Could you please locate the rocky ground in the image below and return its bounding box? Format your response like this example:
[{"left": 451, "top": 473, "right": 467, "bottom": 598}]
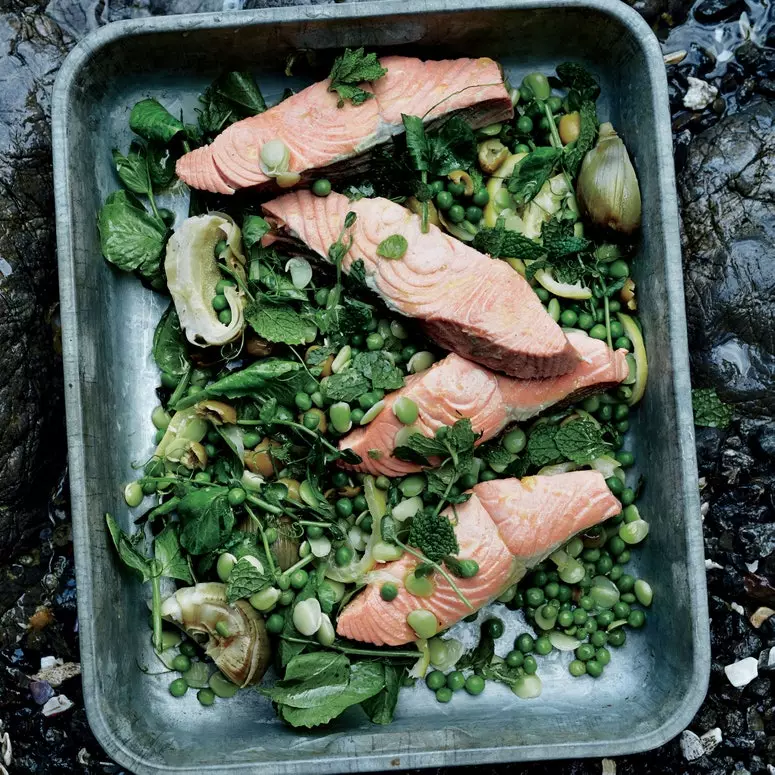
[{"left": 0, "top": 0, "right": 773, "bottom": 772}]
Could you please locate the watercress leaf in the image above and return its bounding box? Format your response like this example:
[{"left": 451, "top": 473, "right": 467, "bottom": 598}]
[
  {"left": 105, "top": 514, "right": 152, "bottom": 583},
  {"left": 216, "top": 424, "right": 245, "bottom": 467},
  {"left": 197, "top": 84, "right": 234, "bottom": 136},
  {"left": 353, "top": 351, "right": 404, "bottom": 391},
  {"left": 178, "top": 487, "right": 235, "bottom": 555},
  {"left": 526, "top": 424, "right": 563, "bottom": 467},
  {"left": 98, "top": 192, "right": 166, "bottom": 273},
  {"left": 692, "top": 388, "right": 733, "bottom": 429},
  {"left": 260, "top": 397, "right": 278, "bottom": 424},
  {"left": 215, "top": 71, "right": 267, "bottom": 115},
  {"left": 112, "top": 143, "right": 151, "bottom": 195},
  {"left": 402, "top": 114, "right": 429, "bottom": 172},
  {"left": 130, "top": 98, "right": 185, "bottom": 145},
  {"left": 243, "top": 215, "right": 271, "bottom": 248},
  {"left": 507, "top": 147, "right": 561, "bottom": 205},
  {"left": 154, "top": 525, "right": 193, "bottom": 583},
  {"left": 562, "top": 100, "right": 599, "bottom": 177},
  {"left": 322, "top": 370, "right": 371, "bottom": 403},
  {"left": 278, "top": 661, "right": 386, "bottom": 727},
  {"left": 376, "top": 234, "right": 408, "bottom": 260},
  {"left": 360, "top": 663, "right": 400, "bottom": 725},
  {"left": 554, "top": 418, "right": 609, "bottom": 464},
  {"left": 328, "top": 48, "right": 387, "bottom": 107},
  {"left": 146, "top": 142, "right": 177, "bottom": 190},
  {"left": 556, "top": 63, "right": 601, "bottom": 102},
  {"left": 152, "top": 304, "right": 191, "bottom": 377},
  {"left": 427, "top": 116, "right": 478, "bottom": 176},
  {"left": 203, "top": 360, "right": 301, "bottom": 400},
  {"left": 226, "top": 556, "right": 273, "bottom": 603},
  {"left": 244, "top": 301, "right": 308, "bottom": 345},
  {"left": 283, "top": 652, "right": 351, "bottom": 685},
  {"left": 261, "top": 654, "right": 351, "bottom": 709}
]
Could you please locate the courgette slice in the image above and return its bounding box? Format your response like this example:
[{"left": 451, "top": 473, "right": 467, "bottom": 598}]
[{"left": 617, "top": 312, "right": 648, "bottom": 405}]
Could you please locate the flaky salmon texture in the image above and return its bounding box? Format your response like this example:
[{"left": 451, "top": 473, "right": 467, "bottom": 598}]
[
  {"left": 340, "top": 331, "right": 629, "bottom": 477},
  {"left": 336, "top": 472, "right": 621, "bottom": 646},
  {"left": 263, "top": 191, "right": 579, "bottom": 378},
  {"left": 176, "top": 56, "right": 513, "bottom": 195}
]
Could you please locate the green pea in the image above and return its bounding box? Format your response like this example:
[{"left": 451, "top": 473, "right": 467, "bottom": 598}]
[
  {"left": 329, "top": 402, "right": 352, "bottom": 433},
  {"left": 465, "top": 206, "right": 483, "bottom": 223},
  {"left": 579, "top": 594, "right": 595, "bottom": 611},
  {"left": 266, "top": 613, "right": 284, "bottom": 634},
  {"left": 506, "top": 650, "right": 524, "bottom": 668},
  {"left": 484, "top": 618, "right": 505, "bottom": 639},
  {"left": 582, "top": 547, "right": 600, "bottom": 562},
  {"left": 265, "top": 527, "right": 278, "bottom": 544},
  {"left": 534, "top": 286, "right": 550, "bottom": 302},
  {"left": 525, "top": 587, "right": 544, "bottom": 607},
  {"left": 331, "top": 471, "right": 348, "bottom": 488},
  {"left": 569, "top": 660, "right": 586, "bottom": 677},
  {"left": 169, "top": 678, "right": 188, "bottom": 697},
  {"left": 612, "top": 601, "right": 631, "bottom": 620},
  {"left": 364, "top": 333, "right": 383, "bottom": 352},
  {"left": 218, "top": 309, "right": 232, "bottom": 325},
  {"left": 523, "top": 655, "right": 538, "bottom": 674},
  {"left": 335, "top": 546, "right": 353, "bottom": 567},
  {"left": 590, "top": 631, "right": 608, "bottom": 648},
  {"left": 216, "top": 278, "right": 235, "bottom": 294},
  {"left": 335, "top": 498, "right": 353, "bottom": 518},
  {"left": 179, "top": 641, "right": 197, "bottom": 658},
  {"left": 448, "top": 204, "right": 465, "bottom": 223},
  {"left": 608, "top": 260, "right": 630, "bottom": 279},
  {"left": 547, "top": 95, "right": 563, "bottom": 113},
  {"left": 426, "top": 670, "right": 446, "bottom": 691},
  {"left": 597, "top": 405, "right": 613, "bottom": 422},
  {"left": 618, "top": 549, "right": 631, "bottom": 564},
  {"left": 589, "top": 324, "right": 608, "bottom": 341},
  {"left": 312, "top": 178, "right": 332, "bottom": 197},
  {"left": 358, "top": 392, "right": 379, "bottom": 411},
  {"left": 573, "top": 608, "right": 588, "bottom": 625},
  {"left": 393, "top": 396, "right": 419, "bottom": 425},
  {"left": 627, "top": 609, "right": 646, "bottom": 628},
  {"left": 619, "top": 488, "right": 635, "bottom": 506},
  {"left": 314, "top": 288, "right": 330, "bottom": 306},
  {"left": 292, "top": 392, "right": 312, "bottom": 412},
  {"left": 535, "top": 635, "right": 553, "bottom": 655},
  {"left": 458, "top": 473, "right": 478, "bottom": 490},
  {"left": 517, "top": 115, "right": 534, "bottom": 133},
  {"left": 608, "top": 628, "right": 626, "bottom": 647},
  {"left": 606, "top": 477, "right": 624, "bottom": 496},
  {"left": 214, "top": 238, "right": 227, "bottom": 257},
  {"left": 435, "top": 687, "right": 453, "bottom": 703},
  {"left": 447, "top": 181, "right": 466, "bottom": 197},
  {"left": 557, "top": 609, "right": 574, "bottom": 628},
  {"left": 306, "top": 524, "right": 324, "bottom": 540},
  {"left": 465, "top": 674, "right": 485, "bottom": 695},
  {"left": 557, "top": 584, "right": 572, "bottom": 603},
  {"left": 290, "top": 569, "right": 309, "bottom": 589},
  {"left": 446, "top": 671, "right": 466, "bottom": 691},
  {"left": 124, "top": 481, "right": 144, "bottom": 508},
  {"left": 585, "top": 659, "right": 603, "bottom": 678},
  {"left": 514, "top": 143, "right": 530, "bottom": 154},
  {"left": 212, "top": 294, "right": 229, "bottom": 312},
  {"left": 574, "top": 311, "right": 592, "bottom": 330},
  {"left": 435, "top": 190, "right": 454, "bottom": 211},
  {"left": 197, "top": 688, "right": 216, "bottom": 706},
  {"left": 621, "top": 592, "right": 636, "bottom": 604},
  {"left": 596, "top": 555, "right": 614, "bottom": 575},
  {"left": 359, "top": 515, "right": 373, "bottom": 533},
  {"left": 278, "top": 589, "right": 295, "bottom": 606},
  {"left": 560, "top": 309, "right": 578, "bottom": 327},
  {"left": 609, "top": 564, "right": 623, "bottom": 582},
  {"left": 479, "top": 470, "right": 497, "bottom": 482},
  {"left": 171, "top": 654, "right": 191, "bottom": 673},
  {"left": 575, "top": 643, "right": 595, "bottom": 662},
  {"left": 353, "top": 494, "right": 368, "bottom": 512},
  {"left": 516, "top": 633, "right": 535, "bottom": 653},
  {"left": 596, "top": 610, "right": 614, "bottom": 628},
  {"left": 614, "top": 336, "right": 632, "bottom": 351},
  {"left": 472, "top": 189, "right": 489, "bottom": 207},
  {"left": 503, "top": 427, "right": 527, "bottom": 454},
  {"left": 380, "top": 582, "right": 398, "bottom": 601}
]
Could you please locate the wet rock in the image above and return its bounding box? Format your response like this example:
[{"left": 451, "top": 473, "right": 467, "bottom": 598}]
[
  {"left": 756, "top": 425, "right": 775, "bottom": 458},
  {"left": 694, "top": 0, "right": 746, "bottom": 23},
  {"left": 739, "top": 524, "right": 775, "bottom": 560},
  {"left": 680, "top": 100, "right": 775, "bottom": 417}
]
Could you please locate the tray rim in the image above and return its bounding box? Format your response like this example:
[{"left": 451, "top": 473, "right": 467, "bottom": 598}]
[{"left": 52, "top": 1, "right": 710, "bottom": 772}]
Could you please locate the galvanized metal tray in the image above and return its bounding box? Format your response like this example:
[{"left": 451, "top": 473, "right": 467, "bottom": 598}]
[{"left": 52, "top": 1, "right": 709, "bottom": 772}]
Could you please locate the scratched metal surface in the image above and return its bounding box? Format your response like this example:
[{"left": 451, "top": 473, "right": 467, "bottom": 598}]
[{"left": 52, "top": 1, "right": 709, "bottom": 772}]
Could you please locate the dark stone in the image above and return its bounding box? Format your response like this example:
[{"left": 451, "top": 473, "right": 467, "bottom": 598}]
[
  {"left": 694, "top": 0, "right": 746, "bottom": 23},
  {"left": 680, "top": 100, "right": 775, "bottom": 418},
  {"left": 739, "top": 524, "right": 775, "bottom": 560},
  {"left": 695, "top": 426, "right": 726, "bottom": 474},
  {"left": 757, "top": 424, "right": 775, "bottom": 458}
]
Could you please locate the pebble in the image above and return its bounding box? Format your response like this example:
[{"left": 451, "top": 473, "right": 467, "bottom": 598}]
[
  {"left": 680, "top": 729, "right": 705, "bottom": 760},
  {"left": 701, "top": 727, "right": 723, "bottom": 754},
  {"left": 601, "top": 759, "right": 616, "bottom": 774},
  {"left": 731, "top": 602, "right": 745, "bottom": 615},
  {"left": 725, "top": 657, "right": 759, "bottom": 688},
  {"left": 694, "top": 0, "right": 746, "bottom": 23},
  {"left": 41, "top": 695, "right": 74, "bottom": 718},
  {"left": 706, "top": 559, "right": 723, "bottom": 570},
  {"left": 750, "top": 607, "right": 774, "bottom": 628}
]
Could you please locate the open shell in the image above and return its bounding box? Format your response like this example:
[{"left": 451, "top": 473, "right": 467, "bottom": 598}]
[
  {"left": 164, "top": 213, "right": 247, "bottom": 347},
  {"left": 160, "top": 582, "right": 270, "bottom": 687}
]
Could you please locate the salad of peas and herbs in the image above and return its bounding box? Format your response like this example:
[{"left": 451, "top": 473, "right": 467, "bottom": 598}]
[{"left": 100, "top": 55, "right": 652, "bottom": 725}]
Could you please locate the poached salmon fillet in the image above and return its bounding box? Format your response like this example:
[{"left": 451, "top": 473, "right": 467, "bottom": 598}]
[
  {"left": 263, "top": 191, "right": 578, "bottom": 378},
  {"left": 176, "top": 56, "right": 513, "bottom": 195},
  {"left": 336, "top": 472, "right": 621, "bottom": 646},
  {"left": 340, "top": 331, "right": 629, "bottom": 476}
]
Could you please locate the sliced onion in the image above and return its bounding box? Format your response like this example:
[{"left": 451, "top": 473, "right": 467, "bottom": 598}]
[
  {"left": 534, "top": 603, "right": 558, "bottom": 630},
  {"left": 619, "top": 519, "right": 650, "bottom": 545},
  {"left": 392, "top": 496, "right": 423, "bottom": 522},
  {"left": 512, "top": 674, "right": 542, "bottom": 699},
  {"left": 285, "top": 257, "right": 312, "bottom": 289},
  {"left": 260, "top": 139, "right": 290, "bottom": 170},
  {"left": 408, "top": 638, "right": 430, "bottom": 678},
  {"left": 308, "top": 536, "right": 332, "bottom": 558},
  {"left": 548, "top": 631, "right": 583, "bottom": 651},
  {"left": 363, "top": 475, "right": 387, "bottom": 519},
  {"left": 428, "top": 637, "right": 465, "bottom": 671},
  {"left": 590, "top": 575, "right": 620, "bottom": 609},
  {"left": 559, "top": 558, "right": 585, "bottom": 584},
  {"left": 590, "top": 455, "right": 622, "bottom": 480},
  {"left": 538, "top": 461, "right": 579, "bottom": 476}
]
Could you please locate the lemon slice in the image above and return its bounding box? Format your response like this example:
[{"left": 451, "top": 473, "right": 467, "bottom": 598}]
[
  {"left": 617, "top": 313, "right": 648, "bottom": 405},
  {"left": 484, "top": 152, "right": 527, "bottom": 227},
  {"left": 532, "top": 267, "right": 592, "bottom": 299}
]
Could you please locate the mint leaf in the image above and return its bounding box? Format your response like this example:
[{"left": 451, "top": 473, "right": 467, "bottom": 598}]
[
  {"left": 338, "top": 298, "right": 374, "bottom": 336},
  {"left": 507, "top": 147, "right": 561, "bottom": 205},
  {"left": 197, "top": 359, "right": 301, "bottom": 401},
  {"left": 692, "top": 388, "right": 733, "bottom": 428},
  {"left": 526, "top": 424, "right": 563, "bottom": 467},
  {"left": 130, "top": 98, "right": 184, "bottom": 144},
  {"left": 562, "top": 100, "right": 598, "bottom": 177},
  {"left": 323, "top": 369, "right": 371, "bottom": 403},
  {"left": 472, "top": 222, "right": 546, "bottom": 261},
  {"left": 556, "top": 63, "right": 601, "bottom": 102},
  {"left": 226, "top": 557, "right": 273, "bottom": 603},
  {"left": 154, "top": 526, "right": 193, "bottom": 584},
  {"left": 152, "top": 304, "right": 190, "bottom": 377},
  {"left": 244, "top": 301, "right": 307, "bottom": 345},
  {"left": 243, "top": 215, "right": 271, "bottom": 248},
  {"left": 541, "top": 218, "right": 590, "bottom": 260},
  {"left": 178, "top": 486, "right": 235, "bottom": 555},
  {"left": 426, "top": 115, "right": 478, "bottom": 176},
  {"left": 554, "top": 418, "right": 609, "bottom": 464},
  {"left": 402, "top": 114, "right": 430, "bottom": 172},
  {"left": 377, "top": 234, "right": 408, "bottom": 260},
  {"left": 353, "top": 351, "right": 404, "bottom": 391},
  {"left": 328, "top": 48, "right": 387, "bottom": 107}
]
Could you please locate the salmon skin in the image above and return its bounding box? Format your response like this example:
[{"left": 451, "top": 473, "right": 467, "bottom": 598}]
[
  {"left": 176, "top": 56, "right": 513, "bottom": 195},
  {"left": 336, "top": 471, "right": 621, "bottom": 646},
  {"left": 340, "top": 331, "right": 629, "bottom": 477},
  {"left": 263, "top": 191, "right": 578, "bottom": 378}
]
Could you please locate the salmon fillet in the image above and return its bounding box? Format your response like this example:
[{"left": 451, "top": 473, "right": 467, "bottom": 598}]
[
  {"left": 176, "top": 56, "right": 513, "bottom": 195},
  {"left": 340, "top": 331, "right": 629, "bottom": 476},
  {"left": 336, "top": 471, "right": 621, "bottom": 646},
  {"left": 263, "top": 191, "right": 578, "bottom": 378}
]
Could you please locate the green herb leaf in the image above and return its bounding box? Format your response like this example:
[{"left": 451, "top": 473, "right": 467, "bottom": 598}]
[
  {"left": 261, "top": 652, "right": 351, "bottom": 708},
  {"left": 478, "top": 443, "right": 514, "bottom": 468},
  {"left": 402, "top": 114, "right": 430, "bottom": 172},
  {"left": 215, "top": 71, "right": 267, "bottom": 115},
  {"left": 562, "top": 100, "right": 598, "bottom": 177},
  {"left": 353, "top": 351, "right": 404, "bottom": 391},
  {"left": 279, "top": 571, "right": 320, "bottom": 666},
  {"left": 177, "top": 486, "right": 235, "bottom": 555},
  {"left": 526, "top": 424, "right": 563, "bottom": 467},
  {"left": 154, "top": 525, "right": 193, "bottom": 583},
  {"left": 692, "top": 388, "right": 733, "bottom": 429},
  {"left": 457, "top": 628, "right": 495, "bottom": 672},
  {"left": 146, "top": 142, "right": 177, "bottom": 190},
  {"left": 328, "top": 48, "right": 387, "bottom": 107},
  {"left": 244, "top": 301, "right": 308, "bottom": 345},
  {"left": 556, "top": 63, "right": 601, "bottom": 103},
  {"left": 426, "top": 116, "right": 478, "bottom": 176},
  {"left": 112, "top": 143, "right": 152, "bottom": 196},
  {"left": 226, "top": 557, "right": 273, "bottom": 603},
  {"left": 199, "top": 359, "right": 301, "bottom": 400},
  {"left": 408, "top": 509, "right": 459, "bottom": 563},
  {"left": 98, "top": 190, "right": 166, "bottom": 274},
  {"left": 541, "top": 218, "right": 590, "bottom": 260},
  {"left": 507, "top": 147, "right": 561, "bottom": 205},
  {"left": 322, "top": 370, "right": 371, "bottom": 403},
  {"left": 338, "top": 298, "right": 374, "bottom": 336},
  {"left": 554, "top": 418, "right": 609, "bottom": 464},
  {"left": 360, "top": 663, "right": 400, "bottom": 725},
  {"left": 472, "top": 222, "right": 546, "bottom": 261},
  {"left": 105, "top": 514, "right": 152, "bottom": 583},
  {"left": 152, "top": 304, "right": 191, "bottom": 377},
  {"left": 130, "top": 98, "right": 185, "bottom": 145},
  {"left": 243, "top": 215, "right": 271, "bottom": 248},
  {"left": 376, "top": 234, "right": 408, "bottom": 260}
]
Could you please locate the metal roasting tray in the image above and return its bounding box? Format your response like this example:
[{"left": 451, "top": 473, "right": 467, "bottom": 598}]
[{"left": 52, "top": 1, "right": 709, "bottom": 772}]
